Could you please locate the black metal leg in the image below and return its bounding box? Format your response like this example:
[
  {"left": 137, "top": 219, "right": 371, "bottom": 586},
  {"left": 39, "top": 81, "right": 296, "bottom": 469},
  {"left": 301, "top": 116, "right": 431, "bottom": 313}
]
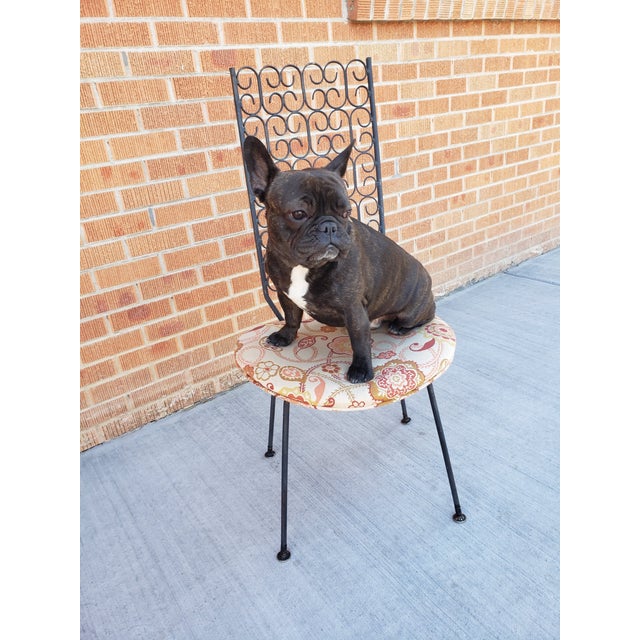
[
  {"left": 400, "top": 399, "right": 411, "bottom": 424},
  {"left": 427, "top": 383, "right": 466, "bottom": 523},
  {"left": 277, "top": 401, "right": 291, "bottom": 561},
  {"left": 265, "top": 395, "right": 277, "bottom": 458}
]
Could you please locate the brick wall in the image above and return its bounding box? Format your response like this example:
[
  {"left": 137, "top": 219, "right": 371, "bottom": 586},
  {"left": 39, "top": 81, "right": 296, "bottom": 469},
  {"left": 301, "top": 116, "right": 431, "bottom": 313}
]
[{"left": 80, "top": 0, "right": 560, "bottom": 450}]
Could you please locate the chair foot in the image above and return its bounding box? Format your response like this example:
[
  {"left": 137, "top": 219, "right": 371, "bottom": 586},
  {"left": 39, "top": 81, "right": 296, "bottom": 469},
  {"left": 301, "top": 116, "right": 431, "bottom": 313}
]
[
  {"left": 277, "top": 548, "right": 291, "bottom": 561},
  {"left": 453, "top": 511, "right": 467, "bottom": 523},
  {"left": 264, "top": 449, "right": 275, "bottom": 458},
  {"left": 400, "top": 399, "right": 411, "bottom": 424}
]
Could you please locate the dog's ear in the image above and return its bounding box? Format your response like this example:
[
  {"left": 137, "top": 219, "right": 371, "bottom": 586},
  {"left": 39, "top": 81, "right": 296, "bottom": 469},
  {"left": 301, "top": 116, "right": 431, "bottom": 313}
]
[
  {"left": 325, "top": 141, "right": 354, "bottom": 178},
  {"left": 243, "top": 136, "right": 279, "bottom": 202}
]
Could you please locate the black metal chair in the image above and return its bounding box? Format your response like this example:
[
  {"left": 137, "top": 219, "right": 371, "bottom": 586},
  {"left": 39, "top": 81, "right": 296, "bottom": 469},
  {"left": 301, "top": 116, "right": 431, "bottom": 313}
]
[{"left": 230, "top": 58, "right": 465, "bottom": 561}]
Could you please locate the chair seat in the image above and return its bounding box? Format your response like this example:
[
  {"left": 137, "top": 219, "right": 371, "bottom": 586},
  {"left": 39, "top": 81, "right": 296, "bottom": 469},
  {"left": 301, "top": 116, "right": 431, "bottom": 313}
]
[{"left": 235, "top": 316, "right": 456, "bottom": 411}]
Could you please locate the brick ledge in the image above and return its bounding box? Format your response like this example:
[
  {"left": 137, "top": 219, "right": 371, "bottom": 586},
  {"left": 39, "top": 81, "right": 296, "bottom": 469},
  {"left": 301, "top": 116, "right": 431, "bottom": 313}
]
[{"left": 347, "top": 0, "right": 560, "bottom": 21}]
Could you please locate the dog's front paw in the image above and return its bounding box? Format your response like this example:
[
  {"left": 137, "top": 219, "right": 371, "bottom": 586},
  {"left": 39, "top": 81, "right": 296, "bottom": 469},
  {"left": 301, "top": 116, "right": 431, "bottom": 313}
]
[
  {"left": 266, "top": 329, "right": 296, "bottom": 347},
  {"left": 347, "top": 358, "right": 374, "bottom": 384}
]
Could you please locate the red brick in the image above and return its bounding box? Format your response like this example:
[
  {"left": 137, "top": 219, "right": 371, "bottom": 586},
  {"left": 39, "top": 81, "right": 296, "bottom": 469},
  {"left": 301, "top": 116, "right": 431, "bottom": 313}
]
[
  {"left": 223, "top": 22, "right": 278, "bottom": 45},
  {"left": 81, "top": 162, "right": 145, "bottom": 193},
  {"left": 145, "top": 309, "right": 202, "bottom": 341},
  {"left": 110, "top": 299, "right": 173, "bottom": 331},
  {"left": 180, "top": 124, "right": 236, "bottom": 150},
  {"left": 202, "top": 48, "right": 257, "bottom": 72},
  {"left": 202, "top": 254, "right": 254, "bottom": 282},
  {"left": 147, "top": 152, "right": 208, "bottom": 181},
  {"left": 156, "top": 347, "right": 211, "bottom": 379},
  {"left": 84, "top": 211, "right": 152, "bottom": 242},
  {"left": 81, "top": 286, "right": 138, "bottom": 318}
]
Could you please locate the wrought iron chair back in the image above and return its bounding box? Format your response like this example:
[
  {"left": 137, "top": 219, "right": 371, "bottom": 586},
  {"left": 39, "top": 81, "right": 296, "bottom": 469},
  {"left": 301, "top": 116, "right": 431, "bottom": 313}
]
[{"left": 230, "top": 57, "right": 384, "bottom": 321}]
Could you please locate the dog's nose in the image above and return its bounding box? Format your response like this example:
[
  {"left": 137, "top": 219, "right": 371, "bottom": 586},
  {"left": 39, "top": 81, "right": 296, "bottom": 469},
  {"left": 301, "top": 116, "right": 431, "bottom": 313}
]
[{"left": 319, "top": 218, "right": 338, "bottom": 237}]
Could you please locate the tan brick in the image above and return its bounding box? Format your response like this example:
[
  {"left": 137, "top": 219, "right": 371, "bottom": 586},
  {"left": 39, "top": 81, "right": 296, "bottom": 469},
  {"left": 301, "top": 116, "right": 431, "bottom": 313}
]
[
  {"left": 81, "top": 329, "right": 144, "bottom": 364},
  {"left": 180, "top": 124, "right": 236, "bottom": 150},
  {"left": 140, "top": 103, "right": 204, "bottom": 130},
  {"left": 172, "top": 75, "right": 228, "bottom": 100},
  {"left": 119, "top": 338, "right": 180, "bottom": 371},
  {"left": 139, "top": 270, "right": 200, "bottom": 299},
  {"left": 81, "top": 139, "right": 108, "bottom": 165},
  {"left": 80, "top": 23, "right": 152, "bottom": 48},
  {"left": 128, "top": 51, "right": 195, "bottom": 76},
  {"left": 181, "top": 319, "right": 233, "bottom": 349},
  {"left": 109, "top": 131, "right": 177, "bottom": 161},
  {"left": 98, "top": 79, "right": 169, "bottom": 107},
  {"left": 81, "top": 110, "right": 138, "bottom": 137},
  {"left": 154, "top": 198, "right": 213, "bottom": 226},
  {"left": 202, "top": 254, "right": 253, "bottom": 282},
  {"left": 127, "top": 227, "right": 191, "bottom": 257},
  {"left": 187, "top": 0, "right": 246, "bottom": 17},
  {"left": 81, "top": 52, "right": 125, "bottom": 79},
  {"left": 174, "top": 281, "right": 229, "bottom": 311},
  {"left": 81, "top": 241, "right": 126, "bottom": 270},
  {"left": 113, "top": 0, "right": 183, "bottom": 16},
  {"left": 147, "top": 152, "right": 208, "bottom": 181},
  {"left": 121, "top": 181, "right": 184, "bottom": 210},
  {"left": 223, "top": 22, "right": 277, "bottom": 45},
  {"left": 81, "top": 317, "right": 109, "bottom": 342},
  {"left": 81, "top": 360, "right": 117, "bottom": 387},
  {"left": 281, "top": 21, "right": 329, "bottom": 42},
  {"left": 91, "top": 368, "right": 154, "bottom": 404},
  {"left": 80, "top": 83, "right": 96, "bottom": 109},
  {"left": 80, "top": 273, "right": 95, "bottom": 296},
  {"left": 163, "top": 242, "right": 221, "bottom": 271},
  {"left": 156, "top": 347, "right": 211, "bottom": 379},
  {"left": 155, "top": 21, "right": 219, "bottom": 45},
  {"left": 95, "top": 257, "right": 163, "bottom": 289},
  {"left": 81, "top": 0, "right": 108, "bottom": 17}
]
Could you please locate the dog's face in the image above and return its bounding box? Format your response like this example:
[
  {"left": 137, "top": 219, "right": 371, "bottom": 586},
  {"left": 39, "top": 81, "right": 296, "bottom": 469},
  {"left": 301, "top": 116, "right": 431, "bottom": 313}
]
[{"left": 243, "top": 136, "right": 355, "bottom": 267}]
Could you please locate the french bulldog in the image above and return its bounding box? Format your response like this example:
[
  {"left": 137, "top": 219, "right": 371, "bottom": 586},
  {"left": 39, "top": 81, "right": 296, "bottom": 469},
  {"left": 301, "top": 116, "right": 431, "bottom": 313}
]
[{"left": 243, "top": 135, "right": 436, "bottom": 384}]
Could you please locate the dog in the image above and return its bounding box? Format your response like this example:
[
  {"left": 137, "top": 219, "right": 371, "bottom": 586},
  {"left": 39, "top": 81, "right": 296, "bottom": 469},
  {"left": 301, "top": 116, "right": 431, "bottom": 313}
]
[{"left": 243, "top": 135, "right": 436, "bottom": 384}]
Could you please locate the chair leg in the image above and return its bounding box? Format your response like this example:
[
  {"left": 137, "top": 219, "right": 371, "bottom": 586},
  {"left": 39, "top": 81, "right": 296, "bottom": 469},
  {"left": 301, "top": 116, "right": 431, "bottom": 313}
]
[
  {"left": 427, "top": 383, "right": 467, "bottom": 523},
  {"left": 265, "top": 395, "right": 277, "bottom": 458},
  {"left": 277, "top": 401, "right": 291, "bottom": 561},
  {"left": 400, "top": 399, "right": 411, "bottom": 424}
]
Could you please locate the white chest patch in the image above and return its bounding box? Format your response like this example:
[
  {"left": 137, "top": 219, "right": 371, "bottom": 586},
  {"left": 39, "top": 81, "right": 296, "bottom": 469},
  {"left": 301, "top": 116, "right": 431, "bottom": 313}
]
[{"left": 286, "top": 265, "right": 310, "bottom": 312}]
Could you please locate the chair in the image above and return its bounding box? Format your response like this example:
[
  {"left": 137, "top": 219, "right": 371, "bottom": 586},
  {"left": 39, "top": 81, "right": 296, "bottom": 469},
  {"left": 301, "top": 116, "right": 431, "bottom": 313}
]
[{"left": 229, "top": 58, "right": 465, "bottom": 561}]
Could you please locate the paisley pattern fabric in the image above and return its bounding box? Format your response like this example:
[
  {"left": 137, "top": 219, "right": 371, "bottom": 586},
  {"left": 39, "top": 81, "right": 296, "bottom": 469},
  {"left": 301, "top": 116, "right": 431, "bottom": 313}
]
[{"left": 234, "top": 316, "right": 456, "bottom": 411}]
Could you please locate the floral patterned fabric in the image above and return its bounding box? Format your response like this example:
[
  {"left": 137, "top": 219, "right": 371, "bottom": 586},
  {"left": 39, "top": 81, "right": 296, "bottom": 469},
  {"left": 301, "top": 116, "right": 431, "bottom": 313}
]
[{"left": 234, "top": 316, "right": 456, "bottom": 411}]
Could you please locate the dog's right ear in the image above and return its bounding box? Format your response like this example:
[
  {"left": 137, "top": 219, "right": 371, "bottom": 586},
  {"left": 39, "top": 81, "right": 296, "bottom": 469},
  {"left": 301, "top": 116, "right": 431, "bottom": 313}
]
[{"left": 243, "top": 136, "right": 279, "bottom": 203}]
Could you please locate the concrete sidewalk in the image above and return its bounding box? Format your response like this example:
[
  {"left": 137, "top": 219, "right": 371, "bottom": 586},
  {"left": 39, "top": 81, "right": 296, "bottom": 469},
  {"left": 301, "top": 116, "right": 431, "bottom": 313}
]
[{"left": 81, "top": 248, "right": 560, "bottom": 640}]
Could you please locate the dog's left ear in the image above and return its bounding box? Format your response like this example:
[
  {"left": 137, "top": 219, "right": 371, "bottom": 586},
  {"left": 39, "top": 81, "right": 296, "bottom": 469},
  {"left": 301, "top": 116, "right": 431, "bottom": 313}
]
[
  {"left": 243, "top": 135, "right": 279, "bottom": 203},
  {"left": 325, "top": 141, "right": 354, "bottom": 178}
]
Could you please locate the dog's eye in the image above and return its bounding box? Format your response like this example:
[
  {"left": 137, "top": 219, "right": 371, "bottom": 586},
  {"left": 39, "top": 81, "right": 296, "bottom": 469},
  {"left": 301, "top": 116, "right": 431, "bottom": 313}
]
[{"left": 290, "top": 210, "right": 307, "bottom": 221}]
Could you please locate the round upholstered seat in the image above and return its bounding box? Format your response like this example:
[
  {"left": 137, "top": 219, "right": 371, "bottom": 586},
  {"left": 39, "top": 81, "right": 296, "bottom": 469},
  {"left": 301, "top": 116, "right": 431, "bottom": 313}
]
[{"left": 235, "top": 316, "right": 456, "bottom": 411}]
